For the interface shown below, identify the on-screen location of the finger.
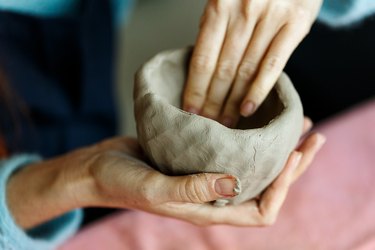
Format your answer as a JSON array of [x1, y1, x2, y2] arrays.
[[201, 16, 257, 121], [302, 117, 313, 135], [183, 7, 229, 114], [158, 173, 241, 204], [153, 199, 256, 227], [161, 151, 303, 227], [256, 151, 302, 224], [291, 133, 326, 182], [220, 17, 283, 125], [240, 23, 308, 116], [296, 117, 313, 147], [153, 195, 281, 227]]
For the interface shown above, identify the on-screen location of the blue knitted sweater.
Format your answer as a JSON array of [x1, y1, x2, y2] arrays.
[[0, 0, 374, 250], [0, 0, 133, 26], [0, 155, 82, 250], [0, 0, 374, 27], [319, 0, 375, 27]]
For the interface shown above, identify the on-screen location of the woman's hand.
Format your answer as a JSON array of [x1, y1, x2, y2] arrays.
[[82, 117, 324, 226], [90, 124, 324, 227], [183, 0, 322, 127], [7, 119, 324, 228]]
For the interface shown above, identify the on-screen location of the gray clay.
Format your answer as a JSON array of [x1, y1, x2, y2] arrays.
[[134, 48, 304, 205]]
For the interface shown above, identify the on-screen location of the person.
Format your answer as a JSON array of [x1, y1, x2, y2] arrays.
[[0, 0, 372, 249]]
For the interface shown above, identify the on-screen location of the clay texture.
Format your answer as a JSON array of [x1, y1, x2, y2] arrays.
[[134, 48, 304, 205]]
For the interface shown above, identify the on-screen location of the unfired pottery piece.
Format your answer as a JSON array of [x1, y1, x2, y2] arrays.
[[134, 48, 304, 205]]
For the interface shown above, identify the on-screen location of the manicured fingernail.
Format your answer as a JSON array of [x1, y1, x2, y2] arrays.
[[215, 177, 241, 197], [221, 117, 233, 128], [185, 107, 199, 114], [240, 101, 255, 117]]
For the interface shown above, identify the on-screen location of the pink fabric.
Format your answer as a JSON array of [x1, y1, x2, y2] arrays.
[[60, 99, 375, 250]]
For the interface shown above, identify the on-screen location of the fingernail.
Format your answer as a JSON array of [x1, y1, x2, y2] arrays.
[[221, 117, 233, 128], [185, 107, 199, 114], [215, 177, 241, 197], [305, 117, 313, 131], [316, 134, 327, 149], [240, 101, 255, 117]]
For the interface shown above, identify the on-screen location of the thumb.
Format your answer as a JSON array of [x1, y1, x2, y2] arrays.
[[162, 173, 241, 204]]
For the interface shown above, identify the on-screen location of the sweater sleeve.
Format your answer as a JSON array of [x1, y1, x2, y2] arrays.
[[0, 155, 83, 250], [318, 0, 375, 27], [0, 0, 80, 17], [0, 0, 133, 27]]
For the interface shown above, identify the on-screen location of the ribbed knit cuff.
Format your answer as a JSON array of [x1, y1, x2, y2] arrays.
[[318, 0, 375, 27], [0, 155, 82, 250]]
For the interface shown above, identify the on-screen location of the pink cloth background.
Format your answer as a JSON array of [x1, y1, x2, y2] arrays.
[[60, 99, 375, 250]]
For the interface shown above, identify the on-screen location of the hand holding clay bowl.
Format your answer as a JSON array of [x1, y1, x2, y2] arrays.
[[134, 48, 304, 206]]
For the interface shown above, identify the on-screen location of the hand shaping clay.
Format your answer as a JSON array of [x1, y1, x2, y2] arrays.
[[134, 48, 304, 205]]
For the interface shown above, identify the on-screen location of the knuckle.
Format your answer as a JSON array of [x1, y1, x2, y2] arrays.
[[288, 16, 312, 37], [259, 214, 277, 226], [138, 184, 155, 206], [237, 60, 257, 80], [137, 175, 158, 206], [190, 54, 216, 74], [205, 98, 223, 111], [215, 61, 237, 81], [255, 205, 278, 226], [242, 0, 262, 20], [209, 0, 230, 15], [269, 2, 293, 18], [202, 103, 222, 119], [287, 7, 313, 36], [263, 55, 283, 73], [224, 98, 242, 115], [181, 175, 211, 203], [185, 88, 206, 103], [92, 151, 119, 175], [293, 6, 312, 21], [251, 83, 270, 100]]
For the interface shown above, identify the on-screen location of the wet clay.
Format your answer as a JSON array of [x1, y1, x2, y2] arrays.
[[134, 48, 304, 205]]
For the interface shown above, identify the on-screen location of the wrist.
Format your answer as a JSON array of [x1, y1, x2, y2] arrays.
[[6, 153, 94, 229]]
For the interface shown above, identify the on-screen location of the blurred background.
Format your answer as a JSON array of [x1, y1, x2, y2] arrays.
[[117, 0, 205, 136]]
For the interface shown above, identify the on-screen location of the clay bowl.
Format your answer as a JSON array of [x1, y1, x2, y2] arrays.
[[134, 48, 304, 205]]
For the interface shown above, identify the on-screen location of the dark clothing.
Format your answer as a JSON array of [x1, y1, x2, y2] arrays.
[[0, 0, 117, 158], [0, 0, 118, 226], [286, 18, 375, 121]]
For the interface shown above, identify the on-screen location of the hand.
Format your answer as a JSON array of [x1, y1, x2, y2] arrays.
[[89, 119, 324, 226], [183, 0, 322, 127], [8, 119, 324, 228]]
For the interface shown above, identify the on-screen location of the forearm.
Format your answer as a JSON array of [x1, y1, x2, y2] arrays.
[[5, 138, 149, 229], [6, 154, 94, 229]]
